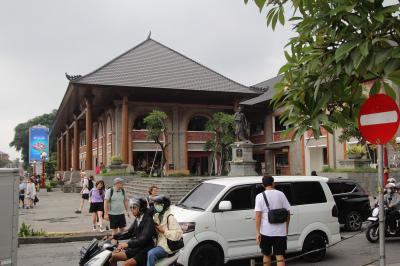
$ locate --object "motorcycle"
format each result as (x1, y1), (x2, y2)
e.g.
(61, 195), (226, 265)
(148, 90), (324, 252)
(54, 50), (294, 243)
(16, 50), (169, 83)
(366, 204), (400, 243)
(79, 238), (181, 266)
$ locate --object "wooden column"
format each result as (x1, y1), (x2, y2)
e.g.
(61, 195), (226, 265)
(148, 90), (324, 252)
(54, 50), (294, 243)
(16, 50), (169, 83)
(66, 128), (71, 170)
(73, 120), (79, 170)
(85, 98), (93, 170)
(121, 96), (129, 164)
(56, 138), (60, 170)
(60, 134), (65, 171)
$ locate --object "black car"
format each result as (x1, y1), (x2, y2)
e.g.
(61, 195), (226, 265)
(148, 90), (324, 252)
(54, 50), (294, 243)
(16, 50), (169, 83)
(327, 179), (371, 231)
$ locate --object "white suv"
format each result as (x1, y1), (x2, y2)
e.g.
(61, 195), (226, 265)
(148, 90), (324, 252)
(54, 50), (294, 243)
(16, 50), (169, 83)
(172, 176), (341, 266)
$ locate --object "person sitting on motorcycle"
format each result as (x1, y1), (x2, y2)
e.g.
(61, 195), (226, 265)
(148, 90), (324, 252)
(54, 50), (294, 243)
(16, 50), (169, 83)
(384, 183), (400, 233)
(147, 195), (183, 266)
(109, 197), (156, 266)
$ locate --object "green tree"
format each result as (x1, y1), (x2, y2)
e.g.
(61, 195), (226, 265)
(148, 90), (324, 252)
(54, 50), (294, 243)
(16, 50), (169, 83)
(204, 112), (235, 176)
(245, 0), (400, 140)
(144, 110), (169, 177)
(9, 110), (57, 169)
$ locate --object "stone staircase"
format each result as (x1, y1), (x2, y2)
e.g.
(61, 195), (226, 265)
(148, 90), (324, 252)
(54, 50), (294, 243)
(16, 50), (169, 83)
(124, 177), (212, 203)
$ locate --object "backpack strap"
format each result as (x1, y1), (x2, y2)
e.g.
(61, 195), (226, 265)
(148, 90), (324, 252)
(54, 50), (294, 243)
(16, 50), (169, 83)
(166, 214), (173, 230)
(262, 192), (270, 210)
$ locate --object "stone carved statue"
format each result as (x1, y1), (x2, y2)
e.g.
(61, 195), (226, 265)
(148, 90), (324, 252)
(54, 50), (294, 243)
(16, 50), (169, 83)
(234, 105), (248, 141)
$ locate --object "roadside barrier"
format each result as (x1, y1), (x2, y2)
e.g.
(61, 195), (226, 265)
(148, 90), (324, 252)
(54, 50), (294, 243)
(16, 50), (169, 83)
(251, 227), (380, 266)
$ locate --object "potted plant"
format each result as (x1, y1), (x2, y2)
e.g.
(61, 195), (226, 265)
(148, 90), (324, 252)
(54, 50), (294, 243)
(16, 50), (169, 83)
(347, 145), (367, 159)
(110, 155), (123, 165)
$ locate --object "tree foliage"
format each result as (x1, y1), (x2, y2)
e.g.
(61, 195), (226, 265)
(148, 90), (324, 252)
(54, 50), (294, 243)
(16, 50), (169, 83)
(246, 0), (400, 140)
(0, 157), (11, 168)
(204, 112), (235, 176)
(144, 110), (169, 176)
(9, 110), (57, 169)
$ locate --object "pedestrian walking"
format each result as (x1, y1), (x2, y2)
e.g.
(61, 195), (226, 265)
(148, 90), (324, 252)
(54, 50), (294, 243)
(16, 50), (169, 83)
(311, 170), (317, 176)
(75, 174), (90, 214)
(147, 185), (159, 208)
(255, 175), (291, 266)
(19, 178), (26, 208)
(104, 177), (129, 236)
(25, 177), (36, 209)
(89, 180), (106, 232)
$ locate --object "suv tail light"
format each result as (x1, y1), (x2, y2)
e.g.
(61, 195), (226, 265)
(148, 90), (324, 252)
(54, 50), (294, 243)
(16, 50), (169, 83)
(332, 204), (338, 218)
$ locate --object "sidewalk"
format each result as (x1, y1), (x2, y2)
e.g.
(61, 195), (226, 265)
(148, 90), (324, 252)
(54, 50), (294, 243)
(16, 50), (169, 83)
(19, 189), (135, 234)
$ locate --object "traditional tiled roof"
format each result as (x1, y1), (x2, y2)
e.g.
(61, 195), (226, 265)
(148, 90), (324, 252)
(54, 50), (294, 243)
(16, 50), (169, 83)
(240, 75), (283, 105)
(74, 38), (256, 94)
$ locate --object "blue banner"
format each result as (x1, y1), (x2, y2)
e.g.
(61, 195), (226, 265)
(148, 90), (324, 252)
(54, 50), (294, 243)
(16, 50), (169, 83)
(29, 126), (49, 163)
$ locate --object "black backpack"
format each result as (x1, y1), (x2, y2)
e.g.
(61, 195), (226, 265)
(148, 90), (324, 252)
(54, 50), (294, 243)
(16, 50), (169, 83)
(88, 179), (94, 191)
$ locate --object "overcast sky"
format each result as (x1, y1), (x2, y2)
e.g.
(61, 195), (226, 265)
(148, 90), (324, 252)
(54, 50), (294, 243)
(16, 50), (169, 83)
(0, 0), (295, 160)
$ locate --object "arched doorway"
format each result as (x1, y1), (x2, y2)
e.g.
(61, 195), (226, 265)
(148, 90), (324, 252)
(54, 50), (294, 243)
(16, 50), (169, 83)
(98, 122), (103, 166)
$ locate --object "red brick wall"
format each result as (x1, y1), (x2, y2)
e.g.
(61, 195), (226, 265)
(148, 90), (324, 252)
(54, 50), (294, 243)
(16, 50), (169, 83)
(131, 130), (148, 140)
(250, 134), (266, 144)
(186, 132), (213, 142)
(306, 127), (328, 138)
(273, 131), (295, 142)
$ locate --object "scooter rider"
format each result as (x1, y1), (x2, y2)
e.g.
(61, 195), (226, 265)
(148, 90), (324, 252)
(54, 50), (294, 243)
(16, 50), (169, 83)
(109, 197), (156, 266)
(384, 183), (400, 233)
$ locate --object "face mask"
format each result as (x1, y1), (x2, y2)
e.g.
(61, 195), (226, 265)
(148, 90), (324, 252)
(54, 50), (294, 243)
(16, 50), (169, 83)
(154, 204), (164, 213)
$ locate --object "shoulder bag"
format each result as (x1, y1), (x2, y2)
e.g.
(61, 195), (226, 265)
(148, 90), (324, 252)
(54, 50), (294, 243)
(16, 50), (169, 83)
(262, 191), (289, 224)
(166, 214), (184, 252)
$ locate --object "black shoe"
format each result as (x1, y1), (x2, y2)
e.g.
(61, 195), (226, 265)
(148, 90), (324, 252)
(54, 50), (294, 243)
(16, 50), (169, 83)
(75, 210), (82, 214)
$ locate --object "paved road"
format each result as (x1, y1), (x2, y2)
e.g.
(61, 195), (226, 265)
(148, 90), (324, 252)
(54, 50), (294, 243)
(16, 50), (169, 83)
(18, 232), (400, 266)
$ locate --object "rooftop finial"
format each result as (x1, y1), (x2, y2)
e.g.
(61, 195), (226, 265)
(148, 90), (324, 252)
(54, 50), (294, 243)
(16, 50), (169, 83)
(147, 30), (152, 40)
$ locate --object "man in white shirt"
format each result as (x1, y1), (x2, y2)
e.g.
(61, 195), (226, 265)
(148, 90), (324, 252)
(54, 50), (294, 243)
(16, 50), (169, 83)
(255, 175), (291, 266)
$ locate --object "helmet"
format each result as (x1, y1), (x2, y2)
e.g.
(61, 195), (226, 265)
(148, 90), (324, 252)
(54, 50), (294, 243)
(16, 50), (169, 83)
(385, 183), (396, 189)
(387, 178), (397, 184)
(152, 195), (171, 210)
(128, 197), (148, 214)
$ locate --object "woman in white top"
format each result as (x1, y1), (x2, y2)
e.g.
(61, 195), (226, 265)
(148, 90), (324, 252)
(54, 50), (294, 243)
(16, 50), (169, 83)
(75, 175), (90, 214)
(25, 177), (36, 209)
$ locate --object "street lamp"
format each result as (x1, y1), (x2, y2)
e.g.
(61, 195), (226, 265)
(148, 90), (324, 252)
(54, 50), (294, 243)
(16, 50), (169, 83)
(40, 152), (47, 189)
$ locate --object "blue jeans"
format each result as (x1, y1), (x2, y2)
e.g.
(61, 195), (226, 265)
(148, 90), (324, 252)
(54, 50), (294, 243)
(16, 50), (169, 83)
(147, 246), (168, 266)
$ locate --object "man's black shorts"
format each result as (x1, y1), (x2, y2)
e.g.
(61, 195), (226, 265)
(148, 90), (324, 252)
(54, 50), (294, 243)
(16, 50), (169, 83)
(109, 214), (126, 229)
(260, 235), (287, 256)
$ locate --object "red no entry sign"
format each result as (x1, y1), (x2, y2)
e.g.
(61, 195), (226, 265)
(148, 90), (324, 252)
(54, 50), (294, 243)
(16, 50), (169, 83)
(358, 94), (400, 144)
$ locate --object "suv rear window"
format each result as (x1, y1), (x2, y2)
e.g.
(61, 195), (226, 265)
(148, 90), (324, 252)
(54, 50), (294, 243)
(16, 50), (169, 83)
(292, 182), (327, 205)
(328, 181), (357, 194)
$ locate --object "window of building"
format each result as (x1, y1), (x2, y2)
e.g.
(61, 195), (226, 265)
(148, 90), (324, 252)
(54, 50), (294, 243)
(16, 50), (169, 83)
(133, 115), (147, 130)
(273, 115), (292, 132)
(188, 116), (209, 131)
(250, 119), (264, 136)
(323, 147), (328, 165)
(221, 185), (253, 211)
(292, 182), (327, 205)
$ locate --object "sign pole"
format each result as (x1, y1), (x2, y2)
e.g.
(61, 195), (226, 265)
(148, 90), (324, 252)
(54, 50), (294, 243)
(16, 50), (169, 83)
(377, 144), (386, 266)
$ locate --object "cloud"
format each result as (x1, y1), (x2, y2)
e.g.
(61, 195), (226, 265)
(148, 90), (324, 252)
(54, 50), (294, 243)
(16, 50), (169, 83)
(0, 0), (293, 160)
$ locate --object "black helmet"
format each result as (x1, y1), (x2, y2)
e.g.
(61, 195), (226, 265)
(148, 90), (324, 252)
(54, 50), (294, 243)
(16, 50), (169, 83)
(129, 197), (148, 214)
(153, 195), (171, 209)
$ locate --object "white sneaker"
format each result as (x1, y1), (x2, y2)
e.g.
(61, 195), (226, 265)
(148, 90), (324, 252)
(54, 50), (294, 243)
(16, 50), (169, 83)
(99, 226), (104, 233)
(92, 225), (96, 231)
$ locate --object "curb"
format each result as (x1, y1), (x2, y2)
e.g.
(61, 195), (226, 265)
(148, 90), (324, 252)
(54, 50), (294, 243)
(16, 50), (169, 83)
(18, 232), (108, 245)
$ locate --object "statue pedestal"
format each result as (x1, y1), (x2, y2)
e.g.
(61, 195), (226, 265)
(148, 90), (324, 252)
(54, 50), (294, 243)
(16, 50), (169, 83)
(228, 141), (258, 176)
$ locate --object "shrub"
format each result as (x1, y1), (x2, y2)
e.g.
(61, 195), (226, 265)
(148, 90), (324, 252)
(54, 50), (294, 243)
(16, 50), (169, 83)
(110, 155), (123, 165)
(167, 171), (189, 177)
(346, 145), (367, 157)
(18, 222), (47, 237)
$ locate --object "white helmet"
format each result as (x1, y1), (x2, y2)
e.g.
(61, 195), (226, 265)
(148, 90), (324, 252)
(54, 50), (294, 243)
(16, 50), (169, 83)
(385, 183), (396, 189)
(387, 178), (397, 184)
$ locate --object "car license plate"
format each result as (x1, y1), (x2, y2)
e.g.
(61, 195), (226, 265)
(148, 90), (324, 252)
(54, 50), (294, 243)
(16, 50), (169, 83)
(368, 217), (378, 221)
